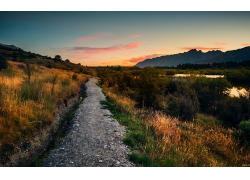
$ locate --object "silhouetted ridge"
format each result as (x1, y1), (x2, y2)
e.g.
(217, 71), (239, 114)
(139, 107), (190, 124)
(135, 46), (250, 68)
(197, 46), (250, 64)
(0, 43), (19, 50)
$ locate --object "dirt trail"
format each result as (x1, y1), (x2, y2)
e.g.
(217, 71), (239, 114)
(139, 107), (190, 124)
(41, 78), (134, 167)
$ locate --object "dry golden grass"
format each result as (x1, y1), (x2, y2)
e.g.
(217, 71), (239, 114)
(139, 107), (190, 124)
(0, 61), (89, 147)
(105, 89), (136, 114)
(104, 86), (250, 166)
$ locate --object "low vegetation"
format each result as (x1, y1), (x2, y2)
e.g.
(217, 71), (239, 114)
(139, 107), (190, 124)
(0, 46), (93, 75)
(0, 61), (89, 157)
(102, 88), (250, 166)
(97, 67), (250, 124)
(98, 66), (250, 166)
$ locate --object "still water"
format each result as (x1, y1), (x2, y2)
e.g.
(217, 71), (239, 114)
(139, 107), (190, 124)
(172, 74), (249, 98)
(173, 74), (225, 78)
(229, 87), (248, 98)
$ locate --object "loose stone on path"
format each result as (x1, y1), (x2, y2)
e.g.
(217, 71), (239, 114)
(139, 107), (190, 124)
(41, 78), (134, 167)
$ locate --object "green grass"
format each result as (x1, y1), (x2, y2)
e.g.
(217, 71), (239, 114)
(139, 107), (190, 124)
(100, 98), (172, 167)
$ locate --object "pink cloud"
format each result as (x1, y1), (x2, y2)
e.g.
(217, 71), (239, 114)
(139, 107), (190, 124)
(124, 43), (141, 49)
(241, 43), (250, 46)
(74, 32), (111, 43)
(72, 42), (141, 54)
(126, 54), (162, 64)
(212, 42), (228, 46)
(52, 42), (142, 60)
(180, 47), (223, 51)
(73, 46), (120, 54)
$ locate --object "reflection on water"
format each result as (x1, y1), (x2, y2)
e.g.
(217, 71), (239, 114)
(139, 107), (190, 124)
(229, 87), (249, 98)
(172, 74), (249, 98)
(173, 74), (225, 78)
(172, 74), (225, 82)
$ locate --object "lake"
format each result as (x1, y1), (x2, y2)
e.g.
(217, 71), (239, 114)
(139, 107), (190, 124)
(173, 74), (225, 78)
(172, 74), (249, 98)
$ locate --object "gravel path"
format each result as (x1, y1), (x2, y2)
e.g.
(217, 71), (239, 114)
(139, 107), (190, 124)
(41, 78), (134, 167)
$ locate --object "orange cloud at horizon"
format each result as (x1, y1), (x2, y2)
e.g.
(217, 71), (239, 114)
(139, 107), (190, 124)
(125, 54), (163, 64)
(52, 42), (142, 65)
(241, 43), (250, 46)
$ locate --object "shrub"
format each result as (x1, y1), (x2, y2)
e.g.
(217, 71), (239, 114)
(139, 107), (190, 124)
(218, 97), (250, 127)
(54, 55), (62, 62)
(166, 94), (199, 121)
(72, 73), (78, 80)
(0, 54), (8, 70)
(236, 121), (250, 146)
(193, 77), (232, 114)
(165, 81), (199, 121)
(135, 67), (166, 108)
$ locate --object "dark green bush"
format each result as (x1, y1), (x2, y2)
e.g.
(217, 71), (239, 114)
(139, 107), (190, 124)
(165, 80), (199, 121)
(235, 121), (250, 146)
(72, 73), (78, 80)
(0, 54), (8, 70)
(166, 93), (199, 121)
(218, 97), (250, 127)
(193, 77), (232, 114)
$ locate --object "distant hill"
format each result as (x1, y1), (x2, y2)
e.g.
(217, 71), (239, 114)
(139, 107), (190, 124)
(0, 43), (19, 50)
(0, 43), (91, 74)
(135, 46), (250, 68)
(197, 46), (250, 64)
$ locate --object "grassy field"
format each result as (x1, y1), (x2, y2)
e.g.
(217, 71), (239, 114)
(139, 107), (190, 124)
(0, 61), (89, 149)
(101, 88), (250, 166)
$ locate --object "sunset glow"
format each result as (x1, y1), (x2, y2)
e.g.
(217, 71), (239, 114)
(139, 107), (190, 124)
(1, 11), (250, 66)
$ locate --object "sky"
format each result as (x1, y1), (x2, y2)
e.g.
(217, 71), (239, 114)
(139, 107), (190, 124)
(1, 10), (250, 66)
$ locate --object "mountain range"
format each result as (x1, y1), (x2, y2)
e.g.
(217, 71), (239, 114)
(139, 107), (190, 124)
(136, 46), (250, 68)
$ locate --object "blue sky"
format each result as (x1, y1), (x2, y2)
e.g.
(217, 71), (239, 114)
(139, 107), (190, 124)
(1, 11), (250, 66)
